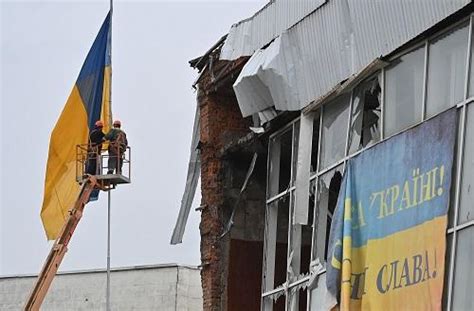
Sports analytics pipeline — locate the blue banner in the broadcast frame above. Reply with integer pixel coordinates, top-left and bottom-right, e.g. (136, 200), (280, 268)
(326, 109), (457, 310)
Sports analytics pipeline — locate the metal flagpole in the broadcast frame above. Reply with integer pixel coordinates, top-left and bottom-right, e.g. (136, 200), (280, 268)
(106, 1), (113, 310)
(106, 190), (111, 311)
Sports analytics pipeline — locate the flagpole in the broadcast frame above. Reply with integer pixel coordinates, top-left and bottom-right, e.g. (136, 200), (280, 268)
(106, 1), (113, 311)
(106, 190), (111, 311)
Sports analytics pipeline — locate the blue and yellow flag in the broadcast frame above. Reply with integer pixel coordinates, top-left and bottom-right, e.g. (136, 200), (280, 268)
(326, 109), (456, 310)
(41, 13), (112, 240)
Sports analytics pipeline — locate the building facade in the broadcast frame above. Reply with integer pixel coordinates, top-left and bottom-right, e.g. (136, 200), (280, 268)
(172, 1), (474, 310)
(0, 264), (202, 310)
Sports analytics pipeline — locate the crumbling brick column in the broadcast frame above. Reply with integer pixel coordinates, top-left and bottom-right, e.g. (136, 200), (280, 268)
(198, 88), (250, 311)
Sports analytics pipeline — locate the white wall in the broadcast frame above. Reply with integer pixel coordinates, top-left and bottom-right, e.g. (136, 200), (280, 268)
(0, 264), (202, 311)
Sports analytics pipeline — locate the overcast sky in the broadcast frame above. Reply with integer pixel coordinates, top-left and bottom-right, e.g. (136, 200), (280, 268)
(0, 0), (265, 276)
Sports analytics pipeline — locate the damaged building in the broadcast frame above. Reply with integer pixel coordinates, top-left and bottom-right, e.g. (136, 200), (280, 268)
(172, 1), (474, 310)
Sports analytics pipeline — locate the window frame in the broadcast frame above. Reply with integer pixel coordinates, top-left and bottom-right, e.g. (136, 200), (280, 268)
(261, 13), (474, 311)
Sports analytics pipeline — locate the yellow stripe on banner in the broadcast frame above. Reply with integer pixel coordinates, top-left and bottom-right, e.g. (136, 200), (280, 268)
(41, 85), (89, 240)
(345, 216), (447, 311)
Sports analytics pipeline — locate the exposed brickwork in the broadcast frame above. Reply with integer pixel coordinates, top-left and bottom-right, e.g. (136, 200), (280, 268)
(198, 87), (251, 311)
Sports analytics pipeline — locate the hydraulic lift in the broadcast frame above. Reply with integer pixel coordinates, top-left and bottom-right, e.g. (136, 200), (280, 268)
(24, 144), (131, 310)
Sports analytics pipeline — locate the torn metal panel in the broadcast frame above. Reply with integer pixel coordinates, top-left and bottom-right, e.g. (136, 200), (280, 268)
(190, 35), (227, 71)
(232, 0), (468, 117)
(233, 48), (275, 117)
(233, 35), (309, 117)
(170, 104), (201, 245)
(294, 112), (314, 225)
(220, 0), (327, 61)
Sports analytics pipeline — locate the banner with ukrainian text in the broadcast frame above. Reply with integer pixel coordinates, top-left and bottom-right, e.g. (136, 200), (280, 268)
(326, 109), (457, 310)
(40, 12), (112, 240)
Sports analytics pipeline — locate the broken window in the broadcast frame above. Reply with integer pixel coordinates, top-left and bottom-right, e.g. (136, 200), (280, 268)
(313, 166), (343, 263)
(273, 198), (290, 289)
(262, 197), (289, 302)
(264, 121), (302, 310)
(320, 94), (350, 170)
(286, 180), (315, 309)
(268, 128), (293, 198)
(302, 179), (315, 276)
(384, 46), (424, 136)
(275, 199), (290, 287)
(288, 189), (314, 276)
(426, 22), (469, 118)
(293, 182), (315, 309)
(261, 197), (290, 310)
(348, 74), (381, 153)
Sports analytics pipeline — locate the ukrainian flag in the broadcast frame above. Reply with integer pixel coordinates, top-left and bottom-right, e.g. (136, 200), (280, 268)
(41, 12), (112, 240)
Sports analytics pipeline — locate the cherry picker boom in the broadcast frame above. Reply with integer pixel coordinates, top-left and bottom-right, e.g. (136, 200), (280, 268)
(25, 143), (131, 310)
(24, 176), (101, 310)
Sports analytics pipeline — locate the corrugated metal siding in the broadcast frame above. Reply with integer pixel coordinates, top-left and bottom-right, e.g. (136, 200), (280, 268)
(232, 0), (470, 116)
(349, 0), (470, 71)
(290, 0), (353, 108)
(220, 0), (327, 60)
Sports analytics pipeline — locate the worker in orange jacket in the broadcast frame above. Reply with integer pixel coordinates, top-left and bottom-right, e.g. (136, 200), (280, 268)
(105, 120), (128, 174)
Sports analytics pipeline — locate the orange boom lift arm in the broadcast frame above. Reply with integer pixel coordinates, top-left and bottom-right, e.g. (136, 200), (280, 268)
(25, 176), (101, 310)
(25, 143), (131, 310)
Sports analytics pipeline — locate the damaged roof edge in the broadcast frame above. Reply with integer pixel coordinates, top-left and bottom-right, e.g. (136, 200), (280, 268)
(220, 0), (327, 60)
(231, 0), (470, 117)
(189, 34), (227, 72)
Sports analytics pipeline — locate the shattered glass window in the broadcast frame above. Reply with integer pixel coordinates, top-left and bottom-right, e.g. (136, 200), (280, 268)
(320, 94), (350, 170)
(274, 198), (290, 289)
(348, 74), (381, 154)
(426, 22), (469, 118)
(384, 46), (424, 136)
(288, 180), (315, 281)
(313, 166), (343, 262)
(268, 128), (293, 198)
